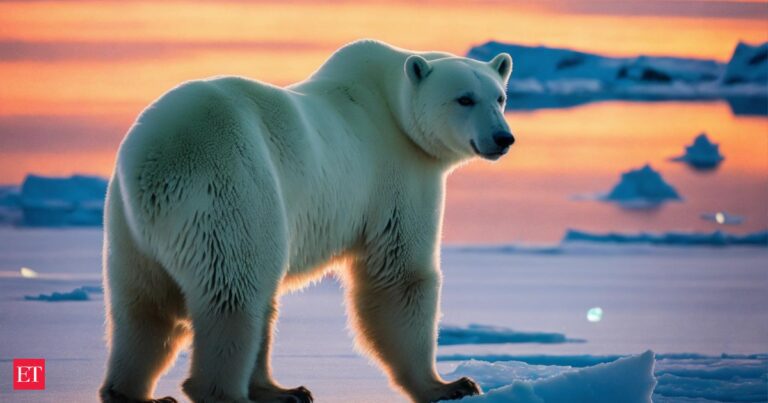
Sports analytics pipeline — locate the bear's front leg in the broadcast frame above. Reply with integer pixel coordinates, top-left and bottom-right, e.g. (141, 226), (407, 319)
(345, 255), (481, 402)
(247, 297), (314, 403)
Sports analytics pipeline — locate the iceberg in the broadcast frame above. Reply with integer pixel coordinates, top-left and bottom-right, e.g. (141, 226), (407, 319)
(563, 229), (767, 246)
(23, 285), (102, 301)
(24, 286), (91, 302)
(0, 185), (21, 224)
(444, 351), (656, 403)
(722, 42), (768, 86)
(600, 164), (681, 208)
(671, 133), (724, 170)
(468, 42), (722, 86)
(438, 324), (578, 346)
(18, 174), (108, 227)
(0, 185), (20, 207)
(467, 41), (768, 113)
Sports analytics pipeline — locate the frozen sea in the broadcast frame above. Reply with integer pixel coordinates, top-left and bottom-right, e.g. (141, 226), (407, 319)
(0, 228), (766, 402)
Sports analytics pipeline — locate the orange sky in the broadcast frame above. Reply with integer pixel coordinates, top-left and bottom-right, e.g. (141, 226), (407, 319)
(1, 1), (767, 183)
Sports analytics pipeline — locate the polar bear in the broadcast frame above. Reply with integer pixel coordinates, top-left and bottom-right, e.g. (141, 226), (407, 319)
(100, 39), (514, 403)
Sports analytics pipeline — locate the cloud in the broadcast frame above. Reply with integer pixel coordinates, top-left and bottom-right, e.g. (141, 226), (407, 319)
(0, 40), (326, 62)
(552, 0), (768, 20)
(0, 115), (129, 152)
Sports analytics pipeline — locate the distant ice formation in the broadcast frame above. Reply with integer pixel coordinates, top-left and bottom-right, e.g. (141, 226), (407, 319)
(0, 185), (19, 206)
(467, 41), (768, 113)
(722, 42), (768, 86)
(0, 174), (108, 227)
(670, 133), (724, 170)
(600, 164), (681, 208)
(0, 185), (21, 224)
(24, 286), (91, 302)
(445, 351), (656, 403)
(438, 324), (578, 346)
(563, 229), (767, 246)
(24, 285), (102, 301)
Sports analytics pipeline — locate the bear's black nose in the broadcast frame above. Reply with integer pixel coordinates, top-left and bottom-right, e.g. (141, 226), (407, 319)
(492, 131), (515, 148)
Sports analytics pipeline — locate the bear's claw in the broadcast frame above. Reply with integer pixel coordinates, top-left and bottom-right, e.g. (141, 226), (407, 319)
(431, 377), (482, 402)
(291, 386), (314, 403)
(283, 385), (313, 403)
(250, 385), (313, 403)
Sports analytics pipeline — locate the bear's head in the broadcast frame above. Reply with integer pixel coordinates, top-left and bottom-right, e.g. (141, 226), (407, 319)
(400, 53), (514, 163)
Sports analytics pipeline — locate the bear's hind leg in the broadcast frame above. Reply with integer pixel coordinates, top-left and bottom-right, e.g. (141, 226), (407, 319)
(167, 183), (291, 402)
(182, 300), (271, 403)
(179, 252), (289, 402)
(101, 305), (189, 403)
(101, 190), (190, 402)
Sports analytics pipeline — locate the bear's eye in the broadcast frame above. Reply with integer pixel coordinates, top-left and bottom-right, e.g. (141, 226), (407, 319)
(497, 96), (506, 105)
(456, 96), (475, 107)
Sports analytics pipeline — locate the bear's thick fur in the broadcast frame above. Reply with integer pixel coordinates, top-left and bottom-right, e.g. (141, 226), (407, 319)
(101, 39), (513, 403)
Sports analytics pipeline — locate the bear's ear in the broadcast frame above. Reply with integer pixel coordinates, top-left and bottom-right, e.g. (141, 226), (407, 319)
(405, 55), (432, 85)
(489, 53), (513, 83)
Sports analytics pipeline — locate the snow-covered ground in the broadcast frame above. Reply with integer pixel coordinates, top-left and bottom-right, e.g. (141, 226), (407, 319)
(0, 228), (766, 402)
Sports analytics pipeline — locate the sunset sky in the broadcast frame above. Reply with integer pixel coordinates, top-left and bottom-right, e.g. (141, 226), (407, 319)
(1, 0), (766, 182)
(0, 0), (766, 242)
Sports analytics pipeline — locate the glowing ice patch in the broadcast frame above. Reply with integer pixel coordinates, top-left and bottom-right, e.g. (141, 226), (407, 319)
(715, 212), (725, 224)
(587, 307), (603, 322)
(20, 267), (39, 278)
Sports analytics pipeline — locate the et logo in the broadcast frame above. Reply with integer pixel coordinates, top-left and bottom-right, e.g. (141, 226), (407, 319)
(13, 358), (45, 390)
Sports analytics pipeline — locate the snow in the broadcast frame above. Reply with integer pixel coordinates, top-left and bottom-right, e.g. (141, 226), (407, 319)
(563, 229), (767, 246)
(1, 229), (766, 402)
(467, 41), (768, 112)
(438, 324), (579, 346)
(671, 133), (725, 170)
(17, 174), (107, 227)
(447, 351), (656, 403)
(440, 353), (767, 402)
(600, 164), (681, 208)
(654, 355), (768, 402)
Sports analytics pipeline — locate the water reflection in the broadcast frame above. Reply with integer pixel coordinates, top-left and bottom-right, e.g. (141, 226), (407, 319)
(506, 95), (768, 118)
(444, 101), (768, 243)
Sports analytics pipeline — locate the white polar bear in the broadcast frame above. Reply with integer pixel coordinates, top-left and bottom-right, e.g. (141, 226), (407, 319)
(100, 39), (514, 403)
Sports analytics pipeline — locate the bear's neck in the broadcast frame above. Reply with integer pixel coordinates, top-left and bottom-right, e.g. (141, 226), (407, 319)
(304, 40), (461, 170)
